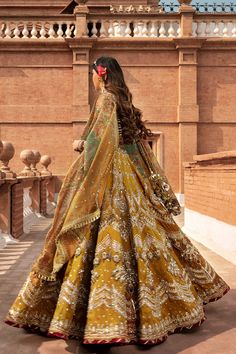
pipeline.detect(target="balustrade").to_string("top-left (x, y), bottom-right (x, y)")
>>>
top-left (193, 20), bottom-right (236, 37)
top-left (0, 2), bottom-right (235, 41)
top-left (87, 19), bottom-right (180, 38)
top-left (0, 20), bottom-right (76, 39)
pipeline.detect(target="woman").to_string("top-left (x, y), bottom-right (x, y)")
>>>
top-left (5, 56), bottom-right (230, 345)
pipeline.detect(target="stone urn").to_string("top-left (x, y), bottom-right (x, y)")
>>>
top-left (20, 149), bottom-right (36, 177)
top-left (178, 0), bottom-right (192, 5)
top-left (0, 141), bottom-right (16, 178)
top-left (40, 155), bottom-right (52, 176)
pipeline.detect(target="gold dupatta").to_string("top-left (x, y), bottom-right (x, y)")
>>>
top-left (31, 90), bottom-right (119, 280)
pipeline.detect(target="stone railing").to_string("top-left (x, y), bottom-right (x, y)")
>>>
top-left (0, 140), bottom-right (57, 249)
top-left (1, 1), bottom-right (236, 40)
top-left (182, 150), bottom-right (236, 265)
top-left (0, 17), bottom-right (76, 39)
top-left (193, 17), bottom-right (236, 37)
top-left (86, 18), bottom-right (180, 38)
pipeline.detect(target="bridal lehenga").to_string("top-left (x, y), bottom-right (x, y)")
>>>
top-left (5, 89), bottom-right (230, 345)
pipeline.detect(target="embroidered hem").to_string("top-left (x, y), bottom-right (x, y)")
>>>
top-left (4, 272), bottom-right (230, 345)
top-left (5, 315), bottom-right (206, 345)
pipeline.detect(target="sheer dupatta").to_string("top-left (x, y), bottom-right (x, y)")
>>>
top-left (31, 90), bottom-right (119, 281)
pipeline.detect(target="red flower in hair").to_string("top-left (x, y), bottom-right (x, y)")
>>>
top-left (97, 65), bottom-right (107, 77)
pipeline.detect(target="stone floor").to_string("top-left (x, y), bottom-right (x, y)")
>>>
top-left (0, 211), bottom-right (235, 354)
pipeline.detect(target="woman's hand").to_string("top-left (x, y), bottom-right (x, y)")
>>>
top-left (73, 139), bottom-right (85, 152)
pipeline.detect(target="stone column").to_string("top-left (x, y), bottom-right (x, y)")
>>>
top-left (66, 3), bottom-right (94, 153)
top-left (173, 8), bottom-right (206, 196)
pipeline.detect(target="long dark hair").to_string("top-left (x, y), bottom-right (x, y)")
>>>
top-left (92, 56), bottom-right (153, 144)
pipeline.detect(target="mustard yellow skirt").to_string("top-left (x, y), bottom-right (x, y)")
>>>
top-left (5, 147), bottom-right (230, 345)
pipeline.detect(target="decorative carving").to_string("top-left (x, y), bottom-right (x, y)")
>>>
top-left (110, 4), bottom-right (164, 14)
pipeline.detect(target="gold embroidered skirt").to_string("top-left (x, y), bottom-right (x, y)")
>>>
top-left (5, 147), bottom-right (230, 345)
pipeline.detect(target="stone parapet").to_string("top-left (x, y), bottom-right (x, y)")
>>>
top-left (0, 141), bottom-right (59, 248)
top-left (183, 149), bottom-right (236, 225)
top-left (183, 150), bottom-right (236, 264)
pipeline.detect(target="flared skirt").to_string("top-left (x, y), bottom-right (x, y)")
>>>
top-left (5, 147), bottom-right (230, 345)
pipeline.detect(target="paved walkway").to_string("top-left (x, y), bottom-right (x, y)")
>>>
top-left (0, 212), bottom-right (235, 354)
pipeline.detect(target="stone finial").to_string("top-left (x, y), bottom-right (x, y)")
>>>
top-left (0, 141), bottom-right (16, 178)
top-left (19, 149), bottom-right (35, 177)
top-left (31, 150), bottom-right (41, 176)
top-left (178, 0), bottom-right (192, 6)
top-left (178, 0), bottom-right (192, 4)
top-left (40, 155), bottom-right (52, 176)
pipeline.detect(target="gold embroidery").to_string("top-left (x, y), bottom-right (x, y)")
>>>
top-left (5, 144), bottom-right (230, 344)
